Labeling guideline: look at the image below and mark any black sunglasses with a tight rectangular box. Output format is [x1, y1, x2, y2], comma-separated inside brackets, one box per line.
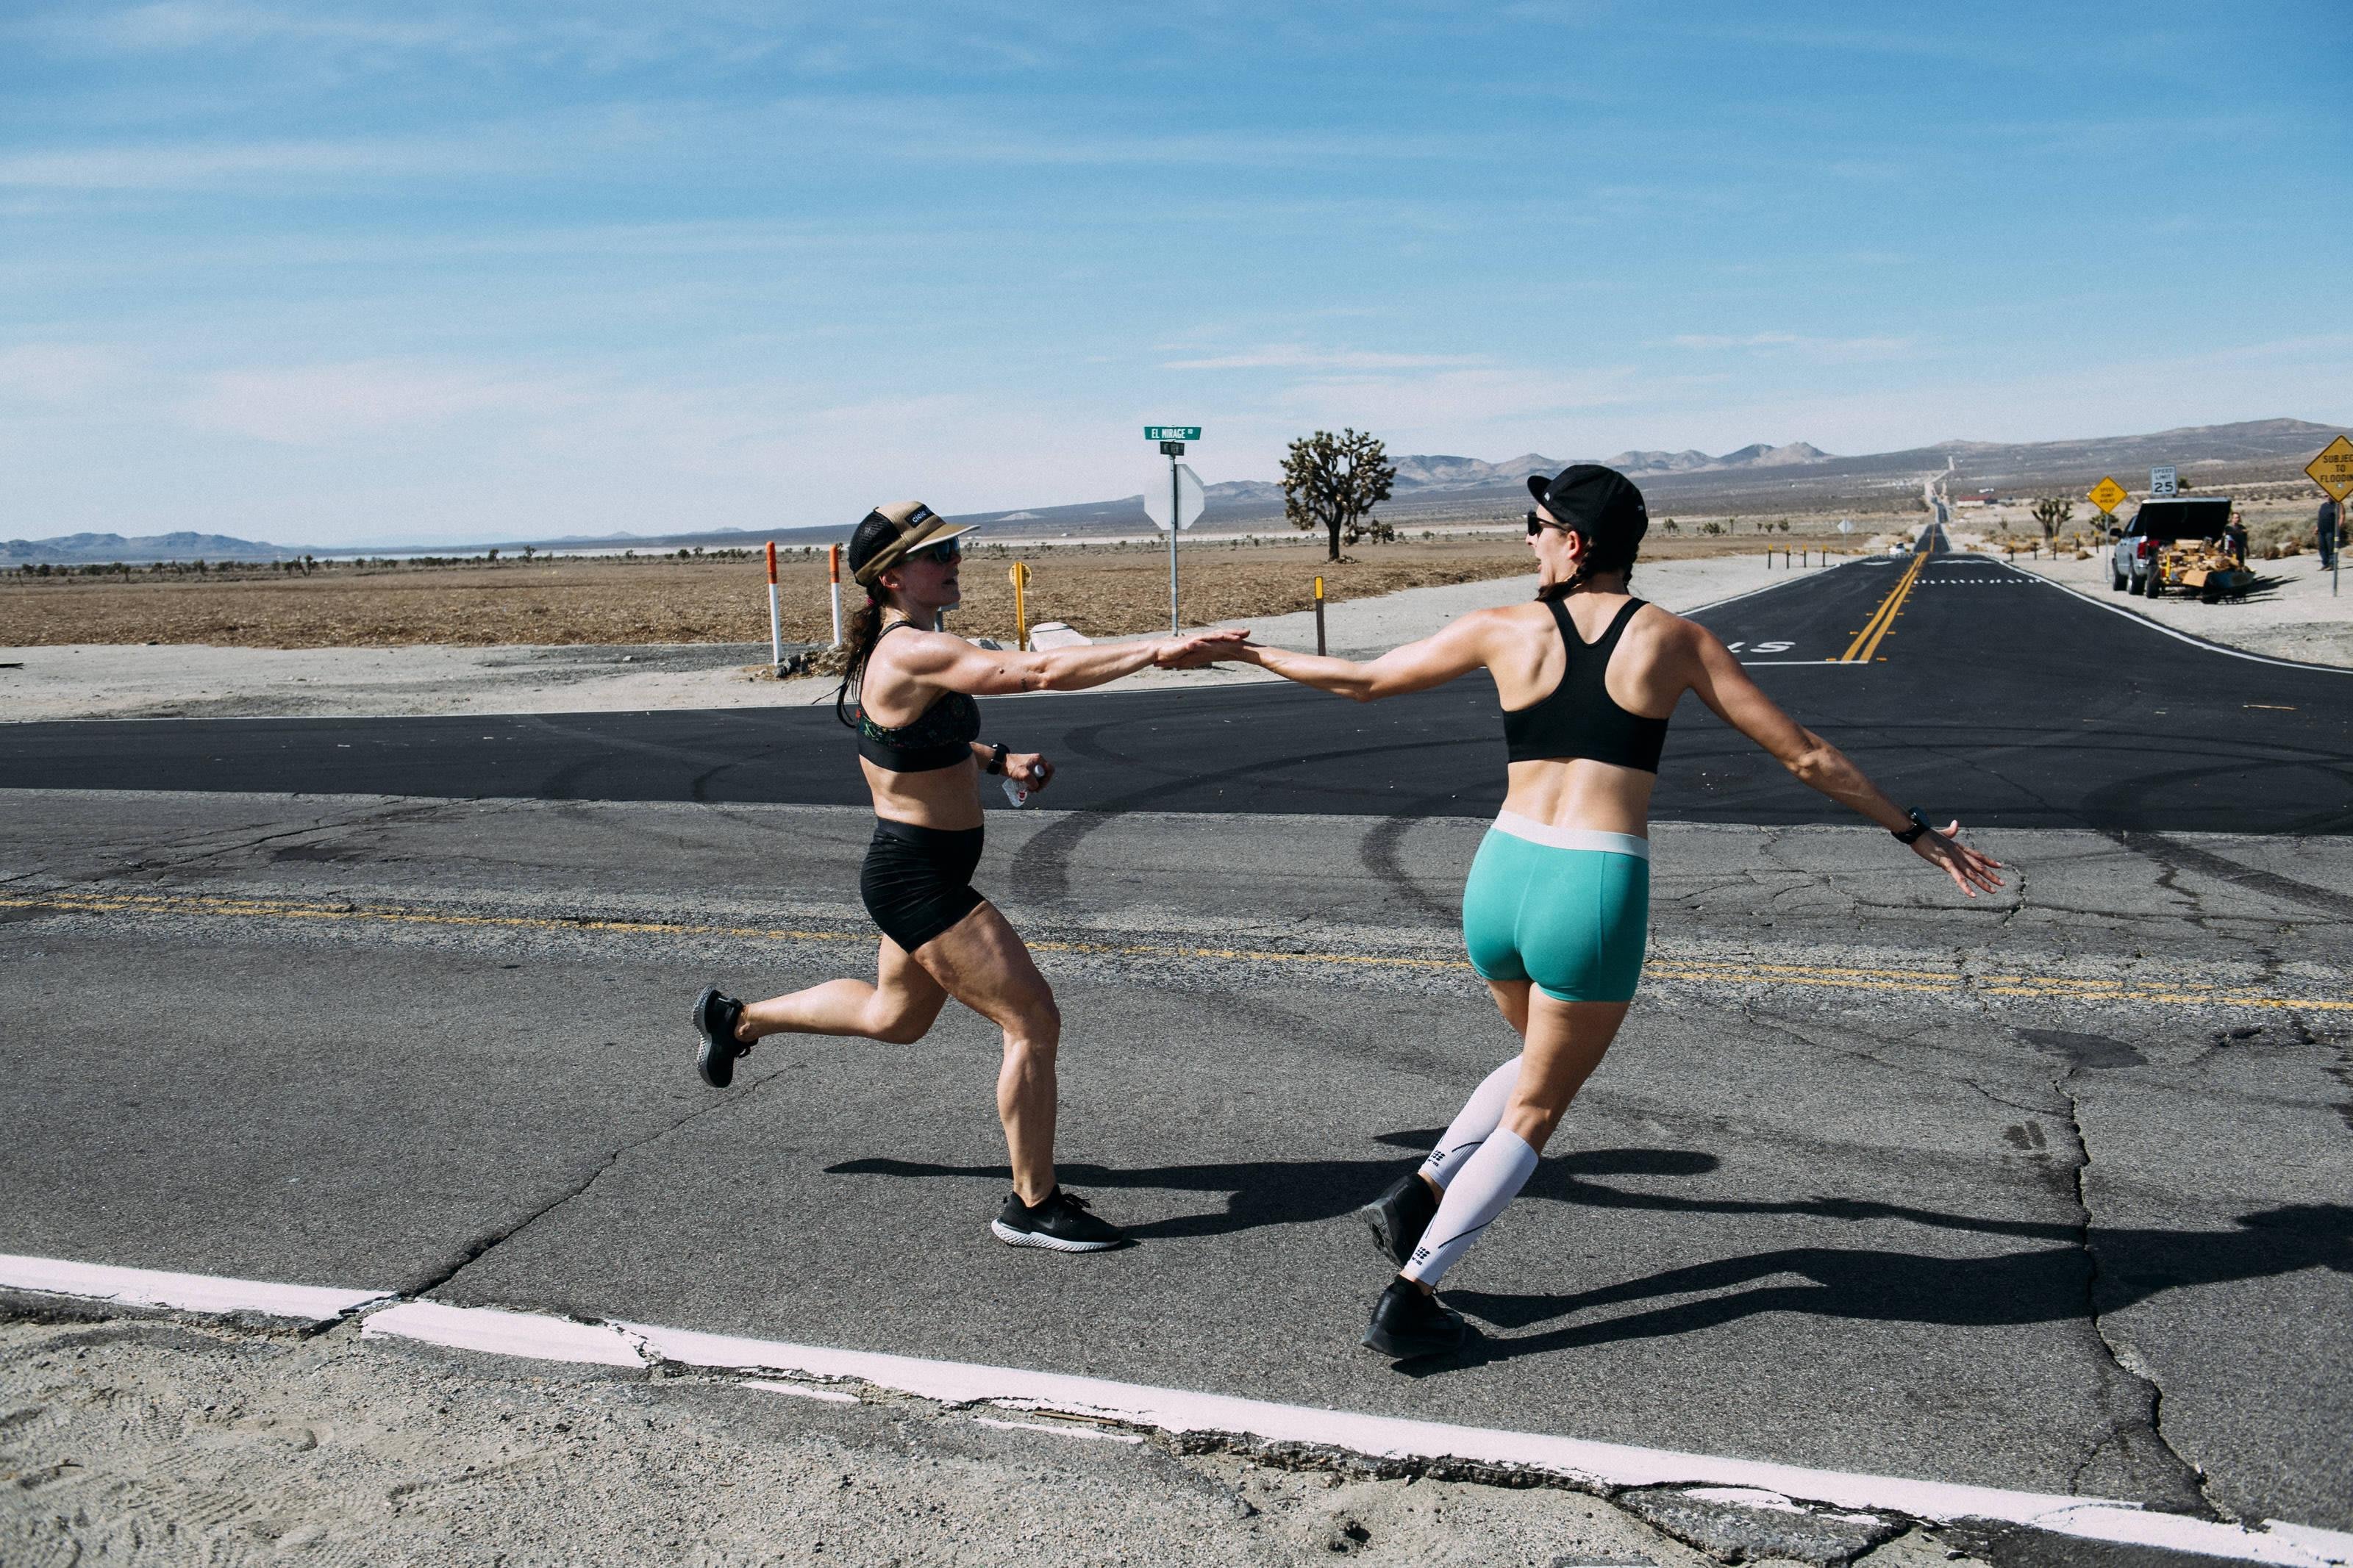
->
[907, 538, 963, 566]
[1526, 510, 1569, 537]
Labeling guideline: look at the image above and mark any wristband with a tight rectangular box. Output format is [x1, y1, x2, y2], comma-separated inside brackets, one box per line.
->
[1892, 807, 1932, 845]
[985, 742, 1009, 776]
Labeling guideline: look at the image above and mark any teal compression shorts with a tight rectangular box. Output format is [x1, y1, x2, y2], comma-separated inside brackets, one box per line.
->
[1461, 812, 1650, 1003]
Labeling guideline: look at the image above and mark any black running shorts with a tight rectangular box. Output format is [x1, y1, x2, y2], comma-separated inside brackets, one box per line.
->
[860, 819, 986, 953]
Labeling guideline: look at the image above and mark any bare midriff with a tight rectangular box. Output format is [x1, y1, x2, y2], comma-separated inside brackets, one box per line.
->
[861, 756, 985, 831]
[1499, 757, 1655, 839]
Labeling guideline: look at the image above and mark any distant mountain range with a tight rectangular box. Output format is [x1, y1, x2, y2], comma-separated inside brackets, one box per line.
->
[1197, 442, 1834, 507]
[2, 420, 2337, 565]
[1, 530, 310, 568]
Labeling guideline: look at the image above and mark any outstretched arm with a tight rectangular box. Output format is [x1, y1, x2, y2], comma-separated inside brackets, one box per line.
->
[1229, 612, 1495, 702]
[896, 627, 1247, 696]
[1682, 627, 2005, 896]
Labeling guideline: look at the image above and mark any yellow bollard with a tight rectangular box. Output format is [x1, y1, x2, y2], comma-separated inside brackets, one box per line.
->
[1008, 561, 1032, 651]
[1313, 574, 1326, 656]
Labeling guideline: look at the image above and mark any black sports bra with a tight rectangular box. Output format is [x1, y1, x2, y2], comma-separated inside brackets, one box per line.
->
[1500, 596, 1669, 773]
[854, 621, 982, 773]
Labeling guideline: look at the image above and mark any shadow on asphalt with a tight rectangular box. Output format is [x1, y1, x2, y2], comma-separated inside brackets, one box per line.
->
[824, 1143, 1721, 1239]
[1435, 1202, 2353, 1371]
[829, 1145, 2350, 1376]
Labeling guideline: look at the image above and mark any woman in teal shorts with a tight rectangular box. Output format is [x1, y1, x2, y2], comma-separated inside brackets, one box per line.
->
[1229, 464, 2004, 1358]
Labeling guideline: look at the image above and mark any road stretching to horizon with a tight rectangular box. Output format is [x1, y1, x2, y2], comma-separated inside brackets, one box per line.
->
[6, 529, 2350, 835]
[5, 525, 2351, 1561]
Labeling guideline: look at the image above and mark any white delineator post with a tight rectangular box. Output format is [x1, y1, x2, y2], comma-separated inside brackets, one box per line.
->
[765, 542, 783, 669]
[827, 544, 844, 646]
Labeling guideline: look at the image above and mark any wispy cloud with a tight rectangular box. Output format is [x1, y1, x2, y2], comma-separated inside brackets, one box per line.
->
[0, 134, 515, 190]
[37, 2, 1071, 79]
[1162, 345, 1485, 371]
[179, 359, 580, 445]
[0, 343, 132, 407]
[1668, 332, 1915, 362]
[79, 1, 481, 51]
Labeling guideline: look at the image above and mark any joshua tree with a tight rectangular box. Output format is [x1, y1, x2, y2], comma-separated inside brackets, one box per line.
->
[2031, 497, 2074, 553]
[1280, 428, 1396, 562]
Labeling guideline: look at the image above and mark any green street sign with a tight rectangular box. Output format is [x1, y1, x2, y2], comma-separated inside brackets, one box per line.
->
[1144, 426, 1202, 441]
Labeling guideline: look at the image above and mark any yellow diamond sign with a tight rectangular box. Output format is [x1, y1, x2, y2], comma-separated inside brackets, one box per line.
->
[2087, 476, 2128, 514]
[2307, 436, 2353, 503]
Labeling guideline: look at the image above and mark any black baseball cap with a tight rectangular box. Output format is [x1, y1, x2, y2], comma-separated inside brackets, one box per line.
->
[1527, 464, 1649, 545]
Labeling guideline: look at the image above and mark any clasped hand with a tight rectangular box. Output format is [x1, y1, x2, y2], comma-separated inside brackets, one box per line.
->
[1154, 629, 1254, 670]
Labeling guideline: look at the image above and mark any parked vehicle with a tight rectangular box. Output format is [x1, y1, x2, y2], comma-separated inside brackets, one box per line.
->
[2111, 498, 2233, 595]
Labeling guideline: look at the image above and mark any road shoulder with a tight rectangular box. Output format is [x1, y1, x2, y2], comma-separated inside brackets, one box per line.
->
[0, 553, 1789, 722]
[1994, 547, 2353, 668]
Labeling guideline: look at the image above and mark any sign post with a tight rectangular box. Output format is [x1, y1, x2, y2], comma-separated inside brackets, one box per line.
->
[2088, 476, 2128, 548]
[2306, 436, 2353, 598]
[1314, 575, 1327, 656]
[1143, 426, 1207, 634]
[1008, 561, 1032, 650]
[765, 542, 784, 670]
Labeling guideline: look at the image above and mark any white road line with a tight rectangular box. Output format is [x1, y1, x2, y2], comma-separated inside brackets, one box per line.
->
[743, 1378, 860, 1404]
[363, 1300, 649, 1367]
[0, 1251, 390, 1325]
[1994, 562, 2353, 675]
[973, 1414, 1146, 1445]
[1682, 573, 1840, 618]
[2, 1253, 2342, 1566]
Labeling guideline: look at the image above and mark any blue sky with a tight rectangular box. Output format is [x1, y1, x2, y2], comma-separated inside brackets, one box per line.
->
[3, 2, 2347, 547]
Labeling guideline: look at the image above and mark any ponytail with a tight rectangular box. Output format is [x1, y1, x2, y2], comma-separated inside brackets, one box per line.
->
[1537, 529, 1638, 603]
[833, 589, 890, 728]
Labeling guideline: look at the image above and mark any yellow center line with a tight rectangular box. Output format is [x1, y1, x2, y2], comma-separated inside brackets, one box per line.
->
[6, 889, 2349, 1012]
[1838, 549, 1927, 663]
[1834, 552, 1917, 662]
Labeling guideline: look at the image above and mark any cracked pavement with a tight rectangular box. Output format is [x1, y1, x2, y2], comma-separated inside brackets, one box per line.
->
[2, 787, 2348, 1552]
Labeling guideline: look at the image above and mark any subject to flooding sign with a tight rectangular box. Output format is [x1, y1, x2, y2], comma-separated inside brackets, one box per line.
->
[2088, 476, 2128, 513]
[2307, 435, 2353, 502]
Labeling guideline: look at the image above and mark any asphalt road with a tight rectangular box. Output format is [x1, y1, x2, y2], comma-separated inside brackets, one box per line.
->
[6, 531, 2351, 1557]
[5, 530, 2351, 833]
[4, 790, 2349, 1546]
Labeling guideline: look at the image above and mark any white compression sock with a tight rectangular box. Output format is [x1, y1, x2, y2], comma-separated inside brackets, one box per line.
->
[1402, 1128, 1538, 1286]
[1417, 1056, 1523, 1189]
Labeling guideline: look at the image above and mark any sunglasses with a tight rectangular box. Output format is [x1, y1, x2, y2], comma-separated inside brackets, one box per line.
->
[1526, 510, 1569, 537]
[907, 539, 963, 566]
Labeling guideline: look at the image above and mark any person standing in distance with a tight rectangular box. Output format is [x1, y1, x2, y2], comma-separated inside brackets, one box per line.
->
[692, 501, 1243, 1253]
[1224, 465, 2005, 1358]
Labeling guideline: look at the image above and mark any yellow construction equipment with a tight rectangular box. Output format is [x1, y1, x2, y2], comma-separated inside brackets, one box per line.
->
[2153, 539, 2253, 601]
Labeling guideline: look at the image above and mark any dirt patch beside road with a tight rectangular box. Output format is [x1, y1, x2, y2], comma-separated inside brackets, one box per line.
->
[0, 534, 1804, 652]
[0, 1306, 1754, 1568]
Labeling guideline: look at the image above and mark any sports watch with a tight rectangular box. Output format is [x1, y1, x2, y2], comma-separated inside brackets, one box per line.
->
[985, 742, 1010, 776]
[1892, 807, 1933, 845]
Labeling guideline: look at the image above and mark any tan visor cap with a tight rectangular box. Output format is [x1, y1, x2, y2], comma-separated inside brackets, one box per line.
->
[850, 501, 976, 586]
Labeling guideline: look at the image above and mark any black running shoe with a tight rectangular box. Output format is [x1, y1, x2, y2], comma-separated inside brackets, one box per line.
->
[693, 987, 747, 1089]
[991, 1188, 1126, 1253]
[1361, 1278, 1465, 1360]
[1357, 1174, 1440, 1269]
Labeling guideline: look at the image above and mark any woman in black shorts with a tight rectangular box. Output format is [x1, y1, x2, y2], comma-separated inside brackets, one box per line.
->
[692, 501, 1240, 1252]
